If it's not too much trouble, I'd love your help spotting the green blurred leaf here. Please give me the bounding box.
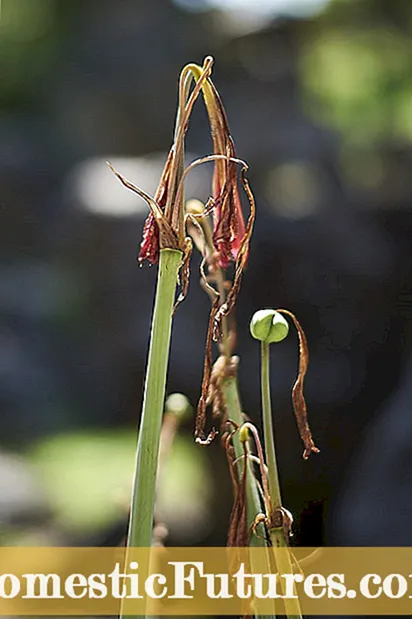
[29,430,136,532]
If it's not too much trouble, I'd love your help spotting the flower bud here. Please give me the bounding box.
[250,309,289,344]
[165,393,192,421]
[239,424,250,444]
[185,199,205,215]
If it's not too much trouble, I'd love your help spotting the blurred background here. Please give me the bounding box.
[1,0,412,548]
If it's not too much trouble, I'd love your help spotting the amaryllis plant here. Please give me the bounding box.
[110,56,318,619]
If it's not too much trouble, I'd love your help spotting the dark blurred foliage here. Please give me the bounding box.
[1,0,412,548]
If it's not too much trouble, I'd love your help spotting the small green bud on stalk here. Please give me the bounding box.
[185,198,205,215]
[250,309,289,344]
[239,424,250,444]
[165,392,192,422]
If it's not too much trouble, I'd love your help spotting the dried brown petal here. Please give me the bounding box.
[139,212,160,265]
[213,165,256,339]
[138,150,173,264]
[276,309,320,459]
[173,237,193,315]
[212,140,246,269]
[195,298,220,445]
[107,157,175,266]
[242,422,272,518]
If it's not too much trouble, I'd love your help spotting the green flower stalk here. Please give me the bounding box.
[127,248,182,548]
[250,308,319,619]
[109,59,213,552]
[250,308,319,461]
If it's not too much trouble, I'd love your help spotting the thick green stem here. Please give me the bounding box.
[261,342,302,619]
[127,248,182,548]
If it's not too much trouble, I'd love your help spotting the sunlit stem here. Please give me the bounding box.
[261,341,302,619]
[127,249,181,551]
[261,342,282,510]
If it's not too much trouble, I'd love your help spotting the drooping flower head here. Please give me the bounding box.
[109,57,216,266]
[110,57,251,274]
[108,57,256,443]
[203,83,246,269]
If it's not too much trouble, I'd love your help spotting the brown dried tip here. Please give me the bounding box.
[195,298,220,445]
[173,237,193,315]
[276,309,320,459]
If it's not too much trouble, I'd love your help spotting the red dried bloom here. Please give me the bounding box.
[139,212,159,265]
[138,144,178,264]
[111,57,249,274]
[110,59,215,267]
[204,82,247,269]
[212,142,246,269]
[138,161,170,265]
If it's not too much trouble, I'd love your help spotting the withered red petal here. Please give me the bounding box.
[138,213,160,265]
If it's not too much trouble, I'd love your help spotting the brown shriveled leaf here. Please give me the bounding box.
[276,309,320,459]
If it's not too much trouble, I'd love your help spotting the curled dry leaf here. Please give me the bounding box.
[276,309,320,459]
[195,298,220,445]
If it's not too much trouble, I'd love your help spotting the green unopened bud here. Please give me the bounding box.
[239,424,250,444]
[250,309,289,344]
[165,393,192,421]
[185,198,205,215]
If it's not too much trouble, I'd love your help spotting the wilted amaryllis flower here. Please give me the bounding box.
[138,151,173,265]
[111,58,250,272]
[109,57,216,266]
[201,86,255,336]
[205,82,247,269]
[109,56,255,310]
[109,57,256,444]
[212,140,246,269]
